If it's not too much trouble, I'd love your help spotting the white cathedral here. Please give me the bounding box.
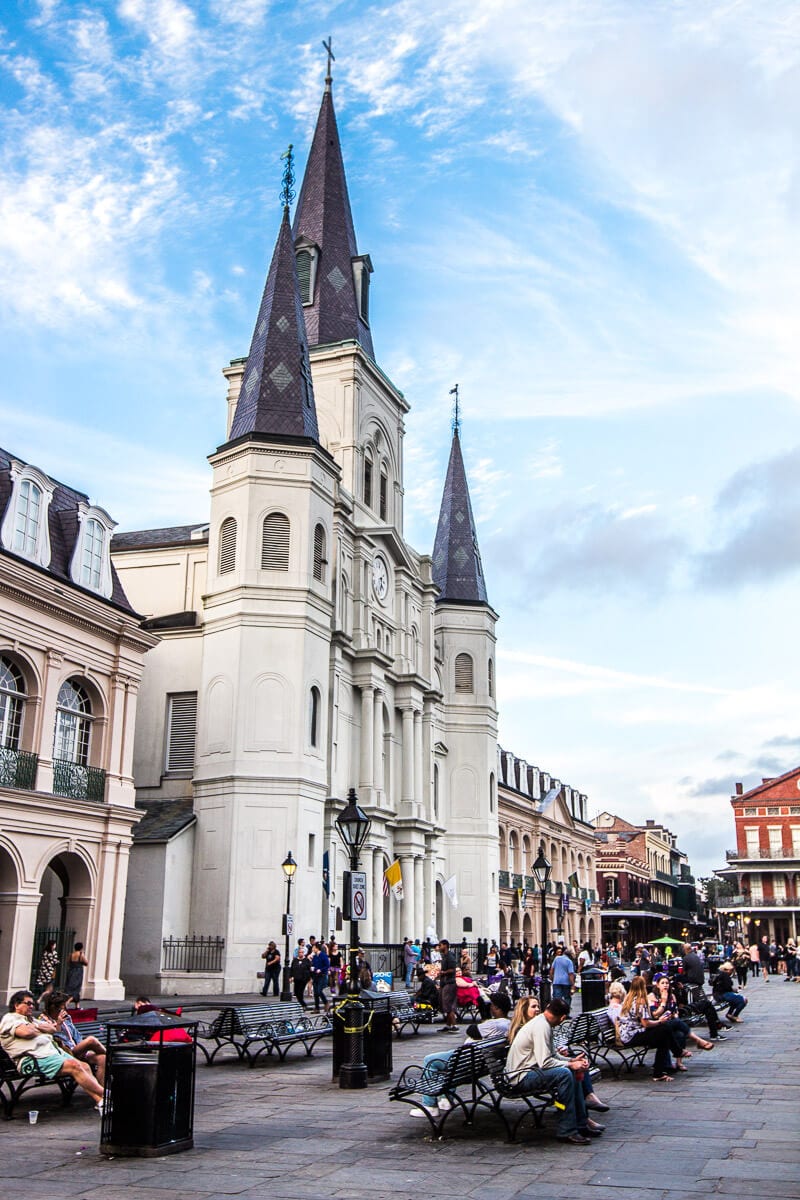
[112,71,501,994]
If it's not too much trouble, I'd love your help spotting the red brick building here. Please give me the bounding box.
[716,768,800,944]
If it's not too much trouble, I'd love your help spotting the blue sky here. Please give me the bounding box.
[2,0,799,877]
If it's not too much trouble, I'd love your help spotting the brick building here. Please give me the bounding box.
[715,768,800,945]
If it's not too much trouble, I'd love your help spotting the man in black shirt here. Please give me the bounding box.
[438,939,458,1032]
[681,944,726,1039]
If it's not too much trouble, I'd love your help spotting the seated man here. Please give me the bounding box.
[44,992,106,1085]
[505,998,604,1145]
[0,990,105,1111]
[409,992,513,1118]
[711,962,748,1022]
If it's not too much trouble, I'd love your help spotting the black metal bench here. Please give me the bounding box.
[390,990,433,1036]
[197,1001,332,1066]
[582,1011,648,1076]
[0,1046,77,1119]
[390,1034,513,1136]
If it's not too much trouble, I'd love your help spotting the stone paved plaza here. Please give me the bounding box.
[3,974,798,1200]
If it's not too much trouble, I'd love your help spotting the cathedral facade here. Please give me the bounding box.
[113,74,500,993]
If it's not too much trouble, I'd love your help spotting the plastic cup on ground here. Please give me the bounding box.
[29,1110,39,1125]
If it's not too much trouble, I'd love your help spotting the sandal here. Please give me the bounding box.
[652,1075,674,1082]
[699,1040,714,1051]
[675,1062,688,1072]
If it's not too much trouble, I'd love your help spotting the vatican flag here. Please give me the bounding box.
[443,874,459,908]
[384,859,404,899]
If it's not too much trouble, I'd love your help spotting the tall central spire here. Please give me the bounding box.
[292,62,375,358]
[432,419,489,606]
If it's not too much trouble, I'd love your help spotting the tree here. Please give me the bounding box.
[700,876,736,907]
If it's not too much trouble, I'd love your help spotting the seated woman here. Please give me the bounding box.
[45,992,106,1086]
[616,976,690,1082]
[647,974,714,1070]
[455,965,482,1011]
[413,965,440,1012]
[606,979,626,1023]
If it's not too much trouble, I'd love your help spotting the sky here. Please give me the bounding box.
[1,0,799,880]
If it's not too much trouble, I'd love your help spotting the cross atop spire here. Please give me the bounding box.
[450,384,460,435]
[280,144,295,212]
[322,36,335,91]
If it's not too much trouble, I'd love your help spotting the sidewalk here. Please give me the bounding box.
[2,975,798,1200]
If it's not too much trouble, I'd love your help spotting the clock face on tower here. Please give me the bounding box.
[372,554,389,601]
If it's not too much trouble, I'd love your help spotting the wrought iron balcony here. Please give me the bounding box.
[720,894,799,908]
[0,747,38,790]
[52,758,106,802]
[498,870,510,888]
[655,869,678,884]
[726,847,800,861]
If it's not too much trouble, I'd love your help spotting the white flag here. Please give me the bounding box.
[443,874,458,908]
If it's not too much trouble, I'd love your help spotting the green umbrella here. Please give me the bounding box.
[648,935,685,946]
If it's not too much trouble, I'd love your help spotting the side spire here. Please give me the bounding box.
[292,57,375,358]
[228,147,319,443]
[432,401,489,606]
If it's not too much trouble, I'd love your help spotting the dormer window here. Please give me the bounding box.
[295,237,319,306]
[352,254,373,324]
[69,504,115,599]
[0,461,55,569]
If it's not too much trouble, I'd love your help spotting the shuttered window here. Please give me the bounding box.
[166,693,197,773]
[359,270,369,321]
[454,652,474,693]
[296,250,312,304]
[218,517,237,574]
[488,658,494,699]
[379,467,388,521]
[262,513,290,570]
[313,523,326,582]
[364,455,373,508]
[310,687,320,747]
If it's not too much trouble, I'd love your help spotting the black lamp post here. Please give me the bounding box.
[279,851,297,1003]
[335,787,371,1090]
[532,841,552,1006]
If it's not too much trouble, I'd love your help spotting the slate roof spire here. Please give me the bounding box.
[432,416,489,606]
[228,147,319,443]
[292,64,375,358]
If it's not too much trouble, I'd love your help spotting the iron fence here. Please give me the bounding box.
[0,747,38,790]
[29,926,75,993]
[161,935,225,972]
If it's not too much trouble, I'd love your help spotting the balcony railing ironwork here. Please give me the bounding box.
[726,847,800,861]
[721,894,799,909]
[162,935,225,973]
[52,758,106,802]
[0,747,38,790]
[655,869,678,885]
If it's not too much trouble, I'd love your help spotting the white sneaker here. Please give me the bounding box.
[409,1105,439,1118]
[438,1098,452,1112]
[95,1102,104,1116]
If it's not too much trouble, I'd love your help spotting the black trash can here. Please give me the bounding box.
[580,967,606,1013]
[331,989,393,1082]
[100,1016,198,1157]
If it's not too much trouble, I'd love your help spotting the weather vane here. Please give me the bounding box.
[323,36,335,89]
[280,144,295,211]
[449,384,460,434]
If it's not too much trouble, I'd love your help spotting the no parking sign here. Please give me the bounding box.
[350,871,367,922]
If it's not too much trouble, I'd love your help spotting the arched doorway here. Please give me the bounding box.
[31,851,93,991]
[0,845,21,992]
[435,880,444,939]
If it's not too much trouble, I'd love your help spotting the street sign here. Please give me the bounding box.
[282,912,294,936]
[350,871,367,922]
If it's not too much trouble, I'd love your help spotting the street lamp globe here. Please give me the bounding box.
[531,844,552,890]
[282,851,297,879]
[335,788,372,853]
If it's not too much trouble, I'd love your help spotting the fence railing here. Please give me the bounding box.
[0,747,38,790]
[723,895,799,908]
[726,847,800,861]
[161,935,225,972]
[52,758,106,802]
[29,926,76,993]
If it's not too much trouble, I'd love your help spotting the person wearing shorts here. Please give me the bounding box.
[0,991,104,1110]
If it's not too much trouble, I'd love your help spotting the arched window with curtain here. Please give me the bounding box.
[218,517,237,574]
[312,523,326,582]
[14,479,42,557]
[262,513,290,570]
[309,686,321,748]
[0,657,25,750]
[53,679,92,766]
[454,652,473,693]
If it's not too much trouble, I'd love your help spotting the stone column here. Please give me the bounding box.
[401,708,414,803]
[372,848,384,943]
[423,853,435,940]
[399,855,414,939]
[414,856,425,942]
[360,686,374,790]
[0,891,40,1006]
[413,711,423,807]
[373,690,384,801]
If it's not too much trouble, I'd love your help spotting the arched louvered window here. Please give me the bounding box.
[53,679,92,765]
[359,270,369,321]
[488,658,494,699]
[166,692,197,773]
[379,465,388,521]
[296,249,312,304]
[313,523,326,582]
[363,453,373,508]
[454,652,473,693]
[310,686,321,748]
[218,517,237,574]
[262,513,290,570]
[0,657,25,749]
